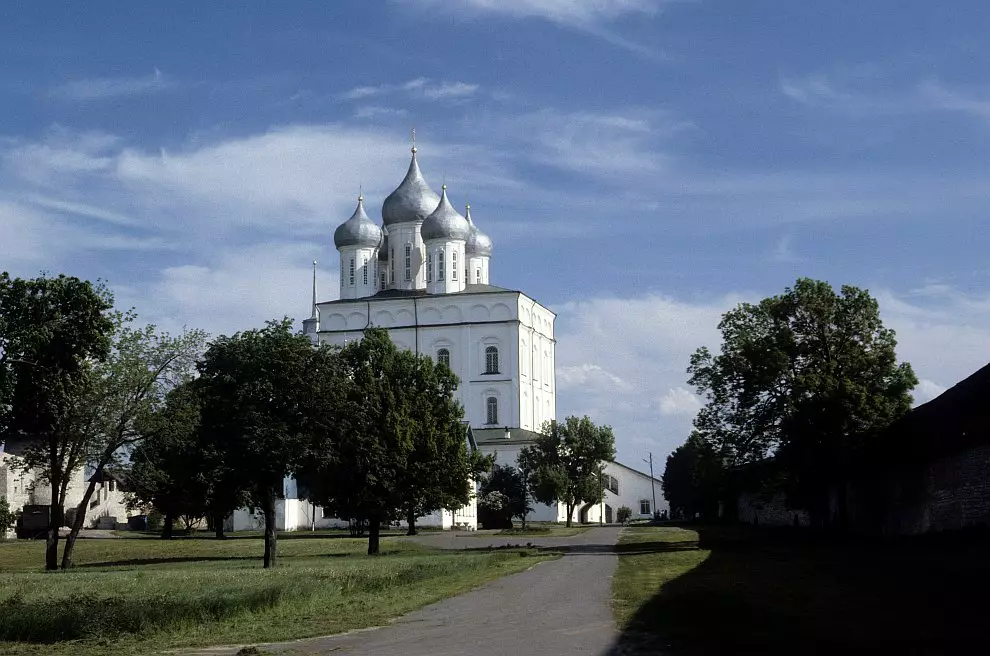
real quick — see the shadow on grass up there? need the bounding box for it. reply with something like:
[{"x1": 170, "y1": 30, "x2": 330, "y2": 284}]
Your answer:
[{"x1": 607, "y1": 524, "x2": 990, "y2": 655}]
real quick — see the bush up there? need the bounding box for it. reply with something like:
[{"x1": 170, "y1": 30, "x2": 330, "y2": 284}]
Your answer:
[
  {"x1": 0, "y1": 496, "x2": 16, "y2": 539},
  {"x1": 616, "y1": 506, "x2": 633, "y2": 524}
]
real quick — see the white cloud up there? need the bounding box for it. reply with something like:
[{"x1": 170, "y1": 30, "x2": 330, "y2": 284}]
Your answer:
[
  {"x1": 772, "y1": 234, "x2": 799, "y2": 263},
  {"x1": 338, "y1": 78, "x2": 481, "y2": 104},
  {"x1": 395, "y1": 0, "x2": 670, "y2": 59},
  {"x1": 919, "y1": 80, "x2": 990, "y2": 122},
  {"x1": 51, "y1": 69, "x2": 173, "y2": 101},
  {"x1": 552, "y1": 285, "x2": 990, "y2": 468},
  {"x1": 658, "y1": 387, "x2": 701, "y2": 416}
]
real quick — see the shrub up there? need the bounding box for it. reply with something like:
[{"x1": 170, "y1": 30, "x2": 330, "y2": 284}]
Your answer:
[
  {"x1": 0, "y1": 496, "x2": 16, "y2": 539},
  {"x1": 616, "y1": 506, "x2": 633, "y2": 524}
]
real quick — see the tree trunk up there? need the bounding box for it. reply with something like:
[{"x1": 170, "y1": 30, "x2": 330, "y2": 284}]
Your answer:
[
  {"x1": 368, "y1": 515, "x2": 381, "y2": 556},
  {"x1": 565, "y1": 501, "x2": 573, "y2": 528},
  {"x1": 262, "y1": 490, "x2": 278, "y2": 569},
  {"x1": 406, "y1": 505, "x2": 417, "y2": 536},
  {"x1": 162, "y1": 513, "x2": 174, "y2": 539},
  {"x1": 61, "y1": 474, "x2": 102, "y2": 569},
  {"x1": 45, "y1": 503, "x2": 62, "y2": 571},
  {"x1": 214, "y1": 512, "x2": 226, "y2": 539}
]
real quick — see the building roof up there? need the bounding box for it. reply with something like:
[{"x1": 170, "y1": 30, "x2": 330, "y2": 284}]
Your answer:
[
  {"x1": 608, "y1": 459, "x2": 663, "y2": 483},
  {"x1": 465, "y1": 204, "x2": 493, "y2": 258},
  {"x1": 320, "y1": 283, "x2": 519, "y2": 306},
  {"x1": 333, "y1": 196, "x2": 383, "y2": 249},
  {"x1": 472, "y1": 427, "x2": 542, "y2": 446},
  {"x1": 381, "y1": 149, "x2": 440, "y2": 227},
  {"x1": 421, "y1": 186, "x2": 471, "y2": 242}
]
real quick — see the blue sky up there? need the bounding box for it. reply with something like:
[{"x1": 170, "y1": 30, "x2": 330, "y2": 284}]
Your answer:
[{"x1": 2, "y1": 1, "x2": 989, "y2": 467}]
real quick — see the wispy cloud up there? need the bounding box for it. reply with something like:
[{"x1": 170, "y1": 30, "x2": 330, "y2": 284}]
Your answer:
[
  {"x1": 919, "y1": 80, "x2": 990, "y2": 121},
  {"x1": 338, "y1": 77, "x2": 482, "y2": 104},
  {"x1": 51, "y1": 68, "x2": 174, "y2": 101},
  {"x1": 772, "y1": 234, "x2": 799, "y2": 263},
  {"x1": 395, "y1": 0, "x2": 670, "y2": 60}
]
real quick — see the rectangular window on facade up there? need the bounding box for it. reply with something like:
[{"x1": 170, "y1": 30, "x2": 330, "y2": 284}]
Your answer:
[
  {"x1": 486, "y1": 396, "x2": 498, "y2": 424},
  {"x1": 476, "y1": 268, "x2": 481, "y2": 284},
  {"x1": 452, "y1": 251, "x2": 458, "y2": 279},
  {"x1": 390, "y1": 248, "x2": 395, "y2": 283},
  {"x1": 438, "y1": 249, "x2": 445, "y2": 280},
  {"x1": 404, "y1": 244, "x2": 411, "y2": 281},
  {"x1": 349, "y1": 257, "x2": 355, "y2": 286},
  {"x1": 640, "y1": 500, "x2": 651, "y2": 515},
  {"x1": 485, "y1": 346, "x2": 499, "y2": 374},
  {"x1": 363, "y1": 256, "x2": 368, "y2": 285},
  {"x1": 427, "y1": 252, "x2": 433, "y2": 283},
  {"x1": 380, "y1": 272, "x2": 386, "y2": 289}
]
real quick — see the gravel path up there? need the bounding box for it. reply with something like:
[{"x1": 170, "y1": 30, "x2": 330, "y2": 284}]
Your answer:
[{"x1": 186, "y1": 526, "x2": 623, "y2": 656}]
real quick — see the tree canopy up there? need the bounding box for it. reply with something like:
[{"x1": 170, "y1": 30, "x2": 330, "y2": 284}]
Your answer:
[
  {"x1": 518, "y1": 416, "x2": 616, "y2": 527},
  {"x1": 686, "y1": 278, "x2": 917, "y2": 524}
]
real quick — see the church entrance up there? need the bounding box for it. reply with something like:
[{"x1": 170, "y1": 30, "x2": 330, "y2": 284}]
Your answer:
[{"x1": 604, "y1": 504, "x2": 613, "y2": 524}]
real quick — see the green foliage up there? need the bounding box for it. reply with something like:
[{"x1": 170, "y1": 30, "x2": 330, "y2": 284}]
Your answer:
[
  {"x1": 518, "y1": 415, "x2": 616, "y2": 527},
  {"x1": 0, "y1": 272, "x2": 117, "y2": 569},
  {"x1": 0, "y1": 496, "x2": 16, "y2": 538},
  {"x1": 479, "y1": 463, "x2": 532, "y2": 528},
  {"x1": 687, "y1": 278, "x2": 918, "y2": 522},
  {"x1": 296, "y1": 328, "x2": 483, "y2": 553},
  {"x1": 661, "y1": 432, "x2": 724, "y2": 520},
  {"x1": 616, "y1": 506, "x2": 633, "y2": 524},
  {"x1": 197, "y1": 319, "x2": 320, "y2": 567}
]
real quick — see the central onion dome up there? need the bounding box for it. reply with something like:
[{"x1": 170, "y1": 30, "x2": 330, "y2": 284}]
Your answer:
[
  {"x1": 464, "y1": 204, "x2": 493, "y2": 257},
  {"x1": 381, "y1": 148, "x2": 440, "y2": 226},
  {"x1": 333, "y1": 195, "x2": 382, "y2": 249},
  {"x1": 422, "y1": 186, "x2": 471, "y2": 241}
]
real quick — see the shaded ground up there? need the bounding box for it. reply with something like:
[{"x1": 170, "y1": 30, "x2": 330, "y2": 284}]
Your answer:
[
  {"x1": 609, "y1": 524, "x2": 990, "y2": 655},
  {"x1": 186, "y1": 527, "x2": 623, "y2": 656}
]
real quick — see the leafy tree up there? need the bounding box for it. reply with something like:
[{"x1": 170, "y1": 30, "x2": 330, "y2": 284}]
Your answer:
[
  {"x1": 687, "y1": 278, "x2": 917, "y2": 526},
  {"x1": 0, "y1": 273, "x2": 115, "y2": 570},
  {"x1": 518, "y1": 416, "x2": 616, "y2": 527},
  {"x1": 59, "y1": 323, "x2": 206, "y2": 568},
  {"x1": 616, "y1": 506, "x2": 633, "y2": 524},
  {"x1": 661, "y1": 432, "x2": 723, "y2": 520},
  {"x1": 0, "y1": 496, "x2": 16, "y2": 539},
  {"x1": 197, "y1": 319, "x2": 318, "y2": 568},
  {"x1": 127, "y1": 381, "x2": 218, "y2": 539},
  {"x1": 478, "y1": 463, "x2": 532, "y2": 529},
  {"x1": 297, "y1": 328, "x2": 482, "y2": 554}
]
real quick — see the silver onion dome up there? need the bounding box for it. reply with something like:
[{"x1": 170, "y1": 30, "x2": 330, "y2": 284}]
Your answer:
[
  {"x1": 422, "y1": 186, "x2": 471, "y2": 242},
  {"x1": 333, "y1": 196, "x2": 383, "y2": 249},
  {"x1": 464, "y1": 204, "x2": 493, "y2": 257},
  {"x1": 381, "y1": 148, "x2": 440, "y2": 227}
]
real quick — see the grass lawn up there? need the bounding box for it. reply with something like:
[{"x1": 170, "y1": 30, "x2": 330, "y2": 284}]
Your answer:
[
  {"x1": 0, "y1": 533, "x2": 551, "y2": 655},
  {"x1": 611, "y1": 525, "x2": 988, "y2": 655},
  {"x1": 460, "y1": 524, "x2": 591, "y2": 538}
]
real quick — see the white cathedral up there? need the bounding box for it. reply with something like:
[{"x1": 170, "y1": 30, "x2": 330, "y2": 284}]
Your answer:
[{"x1": 230, "y1": 142, "x2": 665, "y2": 532}]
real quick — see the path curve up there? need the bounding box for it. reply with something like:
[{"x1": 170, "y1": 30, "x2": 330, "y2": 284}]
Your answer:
[{"x1": 187, "y1": 526, "x2": 623, "y2": 656}]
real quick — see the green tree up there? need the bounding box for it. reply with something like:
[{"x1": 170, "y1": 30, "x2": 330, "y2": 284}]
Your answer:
[
  {"x1": 126, "y1": 381, "x2": 237, "y2": 539},
  {"x1": 297, "y1": 328, "x2": 482, "y2": 554},
  {"x1": 0, "y1": 496, "x2": 16, "y2": 539},
  {"x1": 478, "y1": 463, "x2": 532, "y2": 529},
  {"x1": 518, "y1": 416, "x2": 616, "y2": 527},
  {"x1": 687, "y1": 278, "x2": 917, "y2": 526},
  {"x1": 0, "y1": 273, "x2": 116, "y2": 570},
  {"x1": 59, "y1": 323, "x2": 207, "y2": 568},
  {"x1": 197, "y1": 319, "x2": 317, "y2": 568},
  {"x1": 661, "y1": 432, "x2": 723, "y2": 520}
]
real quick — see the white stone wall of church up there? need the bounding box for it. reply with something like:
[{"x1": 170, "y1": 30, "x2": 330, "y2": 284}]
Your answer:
[
  {"x1": 338, "y1": 245, "x2": 379, "y2": 300},
  {"x1": 0, "y1": 453, "x2": 87, "y2": 517},
  {"x1": 467, "y1": 255, "x2": 489, "y2": 286},
  {"x1": 387, "y1": 223, "x2": 426, "y2": 291},
  {"x1": 424, "y1": 238, "x2": 467, "y2": 295}
]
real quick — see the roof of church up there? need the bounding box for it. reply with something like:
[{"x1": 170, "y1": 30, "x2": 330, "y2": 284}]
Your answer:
[
  {"x1": 321, "y1": 283, "x2": 519, "y2": 305},
  {"x1": 472, "y1": 427, "x2": 542, "y2": 446}
]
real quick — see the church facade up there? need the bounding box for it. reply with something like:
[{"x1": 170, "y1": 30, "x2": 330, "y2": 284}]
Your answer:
[{"x1": 231, "y1": 142, "x2": 666, "y2": 532}]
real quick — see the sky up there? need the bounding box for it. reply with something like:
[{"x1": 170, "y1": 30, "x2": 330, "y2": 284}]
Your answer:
[{"x1": 2, "y1": 1, "x2": 990, "y2": 471}]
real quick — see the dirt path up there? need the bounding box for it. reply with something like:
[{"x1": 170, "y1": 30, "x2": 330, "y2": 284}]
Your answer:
[{"x1": 186, "y1": 526, "x2": 623, "y2": 656}]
